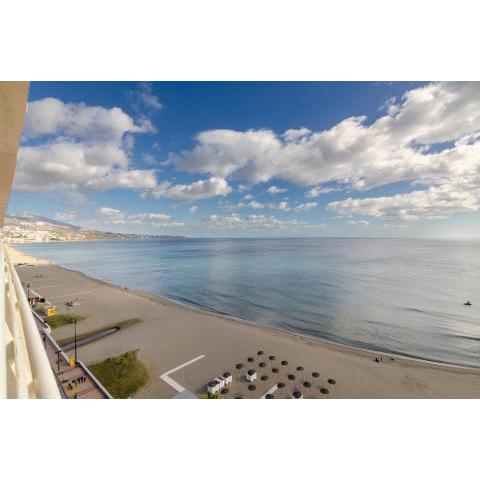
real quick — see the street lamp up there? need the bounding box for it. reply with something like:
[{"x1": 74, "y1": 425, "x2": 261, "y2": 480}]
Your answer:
[{"x1": 74, "y1": 319, "x2": 77, "y2": 365}]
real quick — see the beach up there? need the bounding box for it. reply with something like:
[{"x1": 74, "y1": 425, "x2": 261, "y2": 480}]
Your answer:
[{"x1": 7, "y1": 245, "x2": 480, "y2": 398}]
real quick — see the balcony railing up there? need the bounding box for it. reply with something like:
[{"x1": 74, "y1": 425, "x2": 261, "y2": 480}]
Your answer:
[{"x1": 0, "y1": 242, "x2": 61, "y2": 398}]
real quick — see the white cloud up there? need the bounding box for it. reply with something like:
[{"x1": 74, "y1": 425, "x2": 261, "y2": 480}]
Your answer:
[
  {"x1": 203, "y1": 213, "x2": 309, "y2": 230},
  {"x1": 220, "y1": 200, "x2": 317, "y2": 213},
  {"x1": 148, "y1": 177, "x2": 232, "y2": 200},
  {"x1": 94, "y1": 207, "x2": 184, "y2": 228},
  {"x1": 276, "y1": 201, "x2": 317, "y2": 213},
  {"x1": 15, "y1": 97, "x2": 155, "y2": 195},
  {"x1": 244, "y1": 194, "x2": 254, "y2": 200},
  {"x1": 348, "y1": 220, "x2": 370, "y2": 226},
  {"x1": 290, "y1": 202, "x2": 317, "y2": 213},
  {"x1": 86, "y1": 169, "x2": 158, "y2": 191},
  {"x1": 15, "y1": 142, "x2": 129, "y2": 192},
  {"x1": 54, "y1": 210, "x2": 80, "y2": 223},
  {"x1": 16, "y1": 96, "x2": 229, "y2": 202},
  {"x1": 23, "y1": 97, "x2": 152, "y2": 142},
  {"x1": 305, "y1": 186, "x2": 337, "y2": 198},
  {"x1": 266, "y1": 185, "x2": 287, "y2": 195},
  {"x1": 134, "y1": 82, "x2": 163, "y2": 111},
  {"x1": 169, "y1": 82, "x2": 480, "y2": 221},
  {"x1": 96, "y1": 207, "x2": 126, "y2": 223},
  {"x1": 189, "y1": 205, "x2": 198, "y2": 214},
  {"x1": 328, "y1": 178, "x2": 479, "y2": 220},
  {"x1": 247, "y1": 201, "x2": 264, "y2": 209}
]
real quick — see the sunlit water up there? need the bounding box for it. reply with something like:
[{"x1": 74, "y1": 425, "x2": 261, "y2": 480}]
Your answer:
[{"x1": 15, "y1": 237, "x2": 480, "y2": 367}]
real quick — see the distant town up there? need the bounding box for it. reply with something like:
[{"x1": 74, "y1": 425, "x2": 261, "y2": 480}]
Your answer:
[{"x1": 2, "y1": 213, "x2": 185, "y2": 243}]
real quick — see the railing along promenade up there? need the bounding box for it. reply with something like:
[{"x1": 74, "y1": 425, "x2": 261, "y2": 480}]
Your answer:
[{"x1": 0, "y1": 242, "x2": 61, "y2": 398}]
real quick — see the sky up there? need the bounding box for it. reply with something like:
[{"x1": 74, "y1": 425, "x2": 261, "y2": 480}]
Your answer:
[{"x1": 9, "y1": 81, "x2": 480, "y2": 238}]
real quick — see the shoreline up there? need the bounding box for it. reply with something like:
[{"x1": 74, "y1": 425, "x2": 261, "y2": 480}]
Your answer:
[
  {"x1": 8, "y1": 244, "x2": 480, "y2": 398},
  {"x1": 7, "y1": 245, "x2": 480, "y2": 372}
]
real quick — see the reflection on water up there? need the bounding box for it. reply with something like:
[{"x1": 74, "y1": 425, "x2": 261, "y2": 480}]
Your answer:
[{"x1": 16, "y1": 237, "x2": 480, "y2": 367}]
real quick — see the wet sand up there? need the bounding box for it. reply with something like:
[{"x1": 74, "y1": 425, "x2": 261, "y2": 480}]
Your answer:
[{"x1": 8, "y1": 245, "x2": 480, "y2": 398}]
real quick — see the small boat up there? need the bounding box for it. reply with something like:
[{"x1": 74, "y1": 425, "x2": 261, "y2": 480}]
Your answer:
[{"x1": 464, "y1": 300, "x2": 472, "y2": 306}]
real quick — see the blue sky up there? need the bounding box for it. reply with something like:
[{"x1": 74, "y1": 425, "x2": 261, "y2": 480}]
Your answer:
[{"x1": 9, "y1": 81, "x2": 480, "y2": 237}]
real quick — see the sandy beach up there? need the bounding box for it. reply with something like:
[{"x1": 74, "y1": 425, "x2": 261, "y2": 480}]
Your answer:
[{"x1": 7, "y1": 245, "x2": 480, "y2": 398}]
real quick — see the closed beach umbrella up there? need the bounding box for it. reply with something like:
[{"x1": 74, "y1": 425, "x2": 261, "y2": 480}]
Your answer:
[
  {"x1": 328, "y1": 378, "x2": 336, "y2": 385},
  {"x1": 257, "y1": 350, "x2": 264, "y2": 364},
  {"x1": 293, "y1": 390, "x2": 302, "y2": 399},
  {"x1": 320, "y1": 387, "x2": 329, "y2": 395},
  {"x1": 248, "y1": 384, "x2": 256, "y2": 392},
  {"x1": 221, "y1": 388, "x2": 229, "y2": 395},
  {"x1": 303, "y1": 381, "x2": 311, "y2": 388},
  {"x1": 277, "y1": 382, "x2": 285, "y2": 389},
  {"x1": 281, "y1": 360, "x2": 288, "y2": 366},
  {"x1": 311, "y1": 371, "x2": 320, "y2": 394},
  {"x1": 267, "y1": 355, "x2": 276, "y2": 369},
  {"x1": 296, "y1": 366, "x2": 305, "y2": 383},
  {"x1": 236, "y1": 363, "x2": 244, "y2": 395},
  {"x1": 247, "y1": 357, "x2": 254, "y2": 363},
  {"x1": 261, "y1": 375, "x2": 269, "y2": 381},
  {"x1": 265, "y1": 393, "x2": 274, "y2": 399},
  {"x1": 287, "y1": 374, "x2": 296, "y2": 382}
]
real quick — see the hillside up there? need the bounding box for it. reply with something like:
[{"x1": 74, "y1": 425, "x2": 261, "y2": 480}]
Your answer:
[{"x1": 1, "y1": 212, "x2": 184, "y2": 243}]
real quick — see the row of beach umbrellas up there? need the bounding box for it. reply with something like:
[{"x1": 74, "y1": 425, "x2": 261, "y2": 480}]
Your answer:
[{"x1": 229, "y1": 349, "x2": 336, "y2": 398}]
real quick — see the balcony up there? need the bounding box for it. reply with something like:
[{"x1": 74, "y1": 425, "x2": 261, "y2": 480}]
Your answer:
[{"x1": 0, "y1": 242, "x2": 61, "y2": 398}]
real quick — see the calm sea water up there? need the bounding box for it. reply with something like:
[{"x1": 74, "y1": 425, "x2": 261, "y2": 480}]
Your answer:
[{"x1": 15, "y1": 238, "x2": 480, "y2": 367}]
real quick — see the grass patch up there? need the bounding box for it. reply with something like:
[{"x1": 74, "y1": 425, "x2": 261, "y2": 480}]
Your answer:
[
  {"x1": 45, "y1": 313, "x2": 86, "y2": 329},
  {"x1": 88, "y1": 350, "x2": 148, "y2": 399}
]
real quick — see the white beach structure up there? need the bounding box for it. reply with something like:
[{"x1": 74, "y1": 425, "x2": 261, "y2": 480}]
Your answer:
[
  {"x1": 222, "y1": 372, "x2": 232, "y2": 386},
  {"x1": 207, "y1": 380, "x2": 220, "y2": 395},
  {"x1": 0, "y1": 82, "x2": 61, "y2": 399}
]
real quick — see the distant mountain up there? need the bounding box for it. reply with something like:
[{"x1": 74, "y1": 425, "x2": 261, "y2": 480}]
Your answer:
[
  {"x1": 2, "y1": 212, "x2": 185, "y2": 243},
  {"x1": 7, "y1": 211, "x2": 82, "y2": 230}
]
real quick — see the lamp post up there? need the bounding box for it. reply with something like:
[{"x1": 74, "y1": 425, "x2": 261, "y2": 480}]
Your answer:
[{"x1": 74, "y1": 319, "x2": 77, "y2": 365}]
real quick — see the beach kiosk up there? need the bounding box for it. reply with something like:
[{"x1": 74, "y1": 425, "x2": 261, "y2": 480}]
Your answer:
[{"x1": 38, "y1": 299, "x2": 56, "y2": 317}]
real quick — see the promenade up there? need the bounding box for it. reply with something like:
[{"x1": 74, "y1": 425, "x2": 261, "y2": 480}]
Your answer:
[{"x1": 33, "y1": 302, "x2": 110, "y2": 399}]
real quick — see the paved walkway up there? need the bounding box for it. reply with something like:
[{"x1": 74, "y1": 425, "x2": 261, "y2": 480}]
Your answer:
[{"x1": 35, "y1": 311, "x2": 110, "y2": 399}]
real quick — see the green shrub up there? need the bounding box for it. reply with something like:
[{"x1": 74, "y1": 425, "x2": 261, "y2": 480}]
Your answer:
[
  {"x1": 46, "y1": 313, "x2": 86, "y2": 329},
  {"x1": 88, "y1": 350, "x2": 148, "y2": 399}
]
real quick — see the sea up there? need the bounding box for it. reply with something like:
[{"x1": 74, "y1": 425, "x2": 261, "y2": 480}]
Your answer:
[{"x1": 14, "y1": 237, "x2": 480, "y2": 367}]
